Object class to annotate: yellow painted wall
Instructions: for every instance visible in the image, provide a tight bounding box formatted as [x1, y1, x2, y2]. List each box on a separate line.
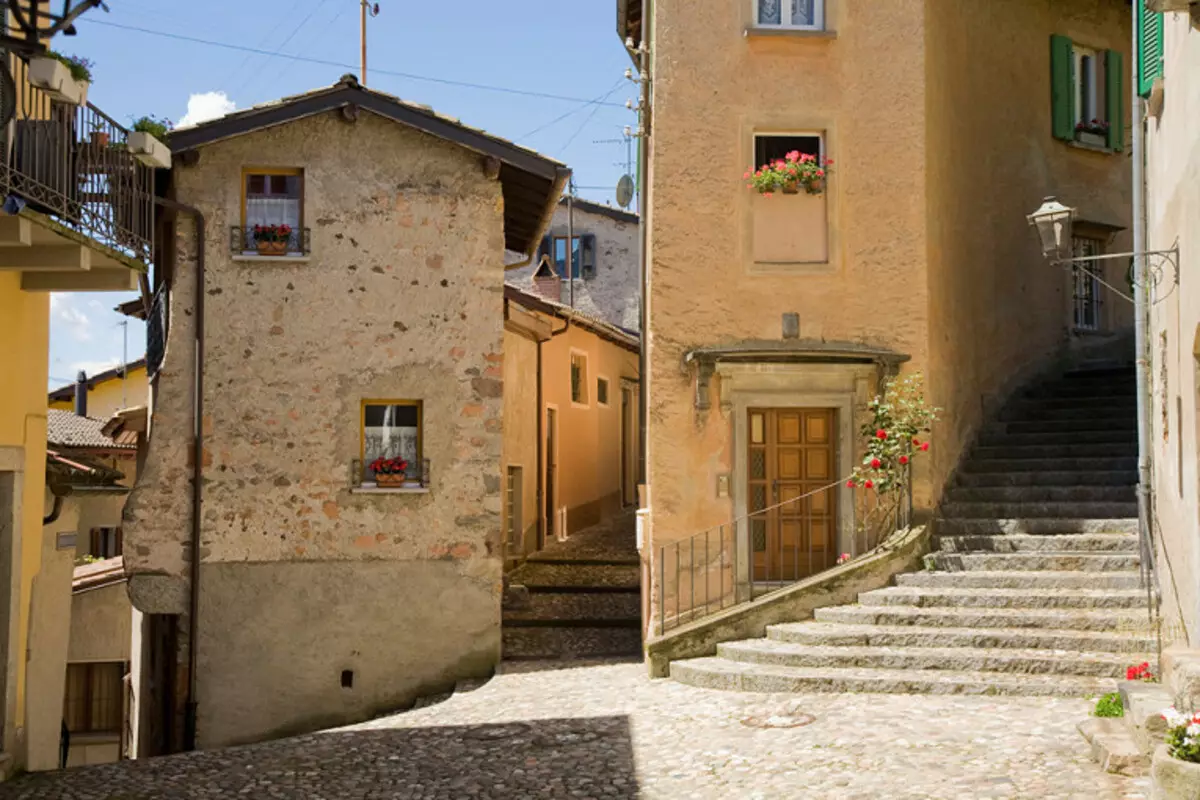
[49, 364, 148, 421]
[501, 328, 540, 558]
[0, 271, 50, 767]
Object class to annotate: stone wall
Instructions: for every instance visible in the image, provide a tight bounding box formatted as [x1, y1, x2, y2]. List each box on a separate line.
[122, 110, 508, 747]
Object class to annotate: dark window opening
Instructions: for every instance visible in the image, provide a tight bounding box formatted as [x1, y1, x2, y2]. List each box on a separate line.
[754, 135, 822, 169]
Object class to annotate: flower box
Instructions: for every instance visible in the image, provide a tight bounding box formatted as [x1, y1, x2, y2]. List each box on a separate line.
[375, 473, 407, 488]
[255, 240, 288, 257]
[127, 131, 172, 169]
[1152, 744, 1200, 799]
[1077, 131, 1108, 148]
[28, 57, 88, 105]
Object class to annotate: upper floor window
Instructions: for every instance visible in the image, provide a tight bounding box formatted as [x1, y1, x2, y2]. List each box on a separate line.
[361, 400, 422, 485]
[88, 527, 122, 560]
[1050, 35, 1123, 151]
[570, 352, 589, 406]
[542, 234, 597, 279]
[754, 133, 822, 170]
[756, 0, 823, 30]
[242, 168, 304, 254]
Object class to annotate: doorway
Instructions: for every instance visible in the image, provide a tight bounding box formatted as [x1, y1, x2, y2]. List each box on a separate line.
[621, 386, 634, 507]
[544, 407, 558, 547]
[746, 408, 837, 583]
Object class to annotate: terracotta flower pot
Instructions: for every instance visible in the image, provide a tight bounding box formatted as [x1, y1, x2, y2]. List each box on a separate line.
[781, 182, 800, 195]
[805, 178, 825, 195]
[256, 240, 288, 256]
[375, 473, 406, 487]
[90, 131, 109, 148]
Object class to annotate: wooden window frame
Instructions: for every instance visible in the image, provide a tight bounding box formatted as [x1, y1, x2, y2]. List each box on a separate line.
[359, 399, 423, 484]
[752, 0, 824, 31]
[596, 375, 611, 407]
[752, 131, 825, 169]
[241, 166, 305, 250]
[569, 351, 590, 408]
[64, 661, 125, 735]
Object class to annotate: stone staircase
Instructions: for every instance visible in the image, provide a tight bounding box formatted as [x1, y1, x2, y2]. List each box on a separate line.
[671, 364, 1155, 696]
[502, 514, 643, 660]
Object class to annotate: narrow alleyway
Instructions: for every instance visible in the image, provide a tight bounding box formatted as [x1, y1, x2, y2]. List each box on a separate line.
[3, 661, 1146, 799]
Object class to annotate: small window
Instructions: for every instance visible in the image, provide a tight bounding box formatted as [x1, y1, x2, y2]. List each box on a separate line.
[597, 377, 610, 406]
[88, 527, 122, 559]
[361, 400, 422, 484]
[1070, 235, 1102, 331]
[754, 134, 822, 172]
[755, 0, 823, 30]
[1051, 35, 1122, 150]
[570, 353, 589, 405]
[551, 235, 597, 279]
[242, 168, 303, 254]
[1072, 45, 1108, 139]
[63, 662, 124, 734]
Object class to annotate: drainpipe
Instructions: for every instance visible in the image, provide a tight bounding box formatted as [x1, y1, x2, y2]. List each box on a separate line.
[153, 195, 205, 752]
[1129, 6, 1159, 658]
[537, 316, 570, 549]
[636, 2, 651, 495]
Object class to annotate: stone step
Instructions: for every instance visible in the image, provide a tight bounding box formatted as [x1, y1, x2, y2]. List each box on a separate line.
[508, 562, 640, 591]
[972, 443, 1137, 460]
[501, 626, 642, 660]
[960, 457, 1138, 473]
[859, 586, 1147, 610]
[1078, 718, 1149, 777]
[767, 621, 1156, 653]
[944, 486, 1135, 503]
[716, 639, 1143, 678]
[896, 570, 1144, 591]
[935, 533, 1137, 553]
[935, 518, 1138, 535]
[502, 591, 641, 626]
[1003, 419, 1137, 435]
[978, 429, 1137, 447]
[1015, 395, 1138, 411]
[1000, 405, 1137, 423]
[1025, 385, 1136, 400]
[926, 551, 1139, 572]
[954, 470, 1137, 488]
[940, 501, 1139, 519]
[812, 603, 1149, 632]
[1121, 681, 1172, 753]
[668, 658, 1113, 696]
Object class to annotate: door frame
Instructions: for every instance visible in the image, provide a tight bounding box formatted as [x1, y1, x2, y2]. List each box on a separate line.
[542, 403, 560, 549]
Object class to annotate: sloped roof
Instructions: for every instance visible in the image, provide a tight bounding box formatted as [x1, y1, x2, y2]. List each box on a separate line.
[48, 359, 146, 402]
[47, 409, 135, 451]
[73, 556, 127, 593]
[504, 283, 639, 353]
[166, 74, 569, 256]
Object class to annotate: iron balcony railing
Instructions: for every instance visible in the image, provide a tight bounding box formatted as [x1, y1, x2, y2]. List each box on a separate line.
[0, 54, 155, 263]
[229, 225, 311, 257]
[657, 466, 913, 635]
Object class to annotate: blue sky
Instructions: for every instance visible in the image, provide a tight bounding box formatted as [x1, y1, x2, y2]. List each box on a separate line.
[47, 0, 634, 390]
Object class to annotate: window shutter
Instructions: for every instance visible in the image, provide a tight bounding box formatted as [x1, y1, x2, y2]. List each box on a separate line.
[1106, 50, 1124, 152]
[581, 234, 597, 278]
[1138, 4, 1164, 98]
[1050, 35, 1075, 142]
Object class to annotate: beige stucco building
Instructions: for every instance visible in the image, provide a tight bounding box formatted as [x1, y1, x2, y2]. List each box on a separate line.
[508, 198, 640, 332]
[1145, 5, 1200, 648]
[501, 284, 640, 561]
[119, 75, 565, 752]
[621, 0, 1134, 629]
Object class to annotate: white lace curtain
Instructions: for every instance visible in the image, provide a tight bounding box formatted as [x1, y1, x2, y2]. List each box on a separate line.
[757, 0, 816, 26]
[245, 196, 300, 230]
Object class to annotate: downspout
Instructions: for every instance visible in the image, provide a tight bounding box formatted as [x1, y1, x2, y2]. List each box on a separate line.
[537, 316, 570, 549]
[636, 1, 652, 495]
[153, 195, 205, 752]
[1129, 5, 1160, 662]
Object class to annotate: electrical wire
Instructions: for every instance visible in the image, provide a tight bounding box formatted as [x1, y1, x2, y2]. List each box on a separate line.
[232, 0, 335, 98]
[557, 83, 620, 152]
[80, 19, 627, 108]
[519, 79, 625, 141]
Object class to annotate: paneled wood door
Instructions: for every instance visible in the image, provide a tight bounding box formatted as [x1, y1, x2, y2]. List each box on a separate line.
[747, 408, 837, 583]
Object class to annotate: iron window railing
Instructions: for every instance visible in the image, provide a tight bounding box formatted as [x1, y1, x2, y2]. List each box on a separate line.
[229, 225, 311, 257]
[0, 54, 155, 264]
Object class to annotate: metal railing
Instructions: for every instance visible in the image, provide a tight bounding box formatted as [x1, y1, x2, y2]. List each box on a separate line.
[229, 225, 311, 256]
[349, 458, 431, 488]
[657, 467, 913, 634]
[0, 54, 155, 263]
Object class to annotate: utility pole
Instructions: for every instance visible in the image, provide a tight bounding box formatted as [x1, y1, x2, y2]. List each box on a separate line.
[361, 2, 380, 86]
[567, 176, 575, 309]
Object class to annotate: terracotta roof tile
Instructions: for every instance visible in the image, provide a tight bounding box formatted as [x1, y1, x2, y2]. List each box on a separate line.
[47, 410, 135, 450]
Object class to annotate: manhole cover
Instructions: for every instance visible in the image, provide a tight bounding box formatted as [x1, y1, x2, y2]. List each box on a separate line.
[740, 713, 816, 729]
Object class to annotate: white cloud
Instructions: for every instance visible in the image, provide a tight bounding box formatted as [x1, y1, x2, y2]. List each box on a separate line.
[50, 293, 91, 342]
[179, 91, 236, 128]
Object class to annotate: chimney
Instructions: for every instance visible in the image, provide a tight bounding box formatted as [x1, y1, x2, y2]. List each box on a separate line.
[74, 370, 88, 417]
[533, 255, 562, 302]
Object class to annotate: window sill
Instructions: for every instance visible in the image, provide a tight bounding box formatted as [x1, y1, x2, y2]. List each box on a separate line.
[1067, 140, 1117, 155]
[351, 485, 430, 495]
[231, 253, 312, 263]
[744, 26, 836, 39]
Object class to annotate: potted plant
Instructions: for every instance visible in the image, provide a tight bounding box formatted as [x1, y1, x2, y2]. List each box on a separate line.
[29, 51, 92, 105]
[127, 115, 172, 168]
[368, 457, 409, 488]
[88, 121, 109, 149]
[1075, 118, 1110, 148]
[252, 224, 292, 256]
[1153, 707, 1200, 798]
[745, 151, 834, 196]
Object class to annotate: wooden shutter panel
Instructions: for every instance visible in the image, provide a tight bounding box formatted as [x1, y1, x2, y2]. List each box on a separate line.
[1106, 50, 1124, 152]
[1138, 5, 1164, 98]
[1050, 35, 1075, 142]
[581, 234, 597, 277]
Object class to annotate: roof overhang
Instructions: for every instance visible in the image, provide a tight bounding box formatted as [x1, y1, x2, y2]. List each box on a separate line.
[617, 0, 644, 63]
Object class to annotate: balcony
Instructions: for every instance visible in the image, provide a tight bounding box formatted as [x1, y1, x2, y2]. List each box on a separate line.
[0, 54, 162, 292]
[229, 225, 312, 262]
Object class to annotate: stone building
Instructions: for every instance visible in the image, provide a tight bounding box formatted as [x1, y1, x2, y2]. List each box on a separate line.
[120, 75, 566, 752]
[619, 0, 1134, 631]
[508, 197, 640, 331]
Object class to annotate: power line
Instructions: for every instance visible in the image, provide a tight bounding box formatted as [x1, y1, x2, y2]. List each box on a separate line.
[557, 83, 619, 152]
[233, 0, 334, 97]
[519, 79, 625, 141]
[81, 19, 627, 108]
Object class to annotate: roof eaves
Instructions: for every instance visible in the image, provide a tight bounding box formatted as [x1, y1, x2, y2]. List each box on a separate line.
[503, 283, 640, 352]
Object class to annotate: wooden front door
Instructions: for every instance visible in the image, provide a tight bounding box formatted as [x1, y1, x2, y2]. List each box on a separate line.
[747, 408, 837, 583]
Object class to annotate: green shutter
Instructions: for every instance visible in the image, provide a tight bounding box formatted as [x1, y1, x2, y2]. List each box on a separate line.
[1106, 50, 1124, 152]
[1050, 35, 1075, 141]
[1138, 3, 1164, 97]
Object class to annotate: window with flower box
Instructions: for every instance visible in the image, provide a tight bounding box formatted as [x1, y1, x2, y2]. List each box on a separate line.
[750, 132, 829, 266]
[1050, 35, 1123, 151]
[754, 0, 823, 30]
[237, 167, 309, 256]
[360, 400, 422, 486]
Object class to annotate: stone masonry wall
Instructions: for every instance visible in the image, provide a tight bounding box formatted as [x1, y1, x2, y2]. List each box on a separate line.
[122, 109, 508, 747]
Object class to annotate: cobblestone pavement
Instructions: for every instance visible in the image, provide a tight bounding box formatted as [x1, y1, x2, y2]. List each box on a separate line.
[3, 661, 1148, 800]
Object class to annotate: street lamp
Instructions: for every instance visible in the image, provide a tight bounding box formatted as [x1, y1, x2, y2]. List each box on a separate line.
[1026, 196, 1077, 262]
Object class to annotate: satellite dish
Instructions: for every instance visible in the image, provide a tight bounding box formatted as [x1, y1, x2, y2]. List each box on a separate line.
[616, 174, 635, 209]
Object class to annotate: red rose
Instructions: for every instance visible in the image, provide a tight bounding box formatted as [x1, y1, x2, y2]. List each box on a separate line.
[912, 438, 921, 446]
[876, 429, 887, 440]
[846, 479, 856, 488]
[920, 442, 930, 452]
[864, 479, 874, 489]
[871, 458, 881, 469]
[899, 455, 909, 465]
[1126, 667, 1137, 680]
